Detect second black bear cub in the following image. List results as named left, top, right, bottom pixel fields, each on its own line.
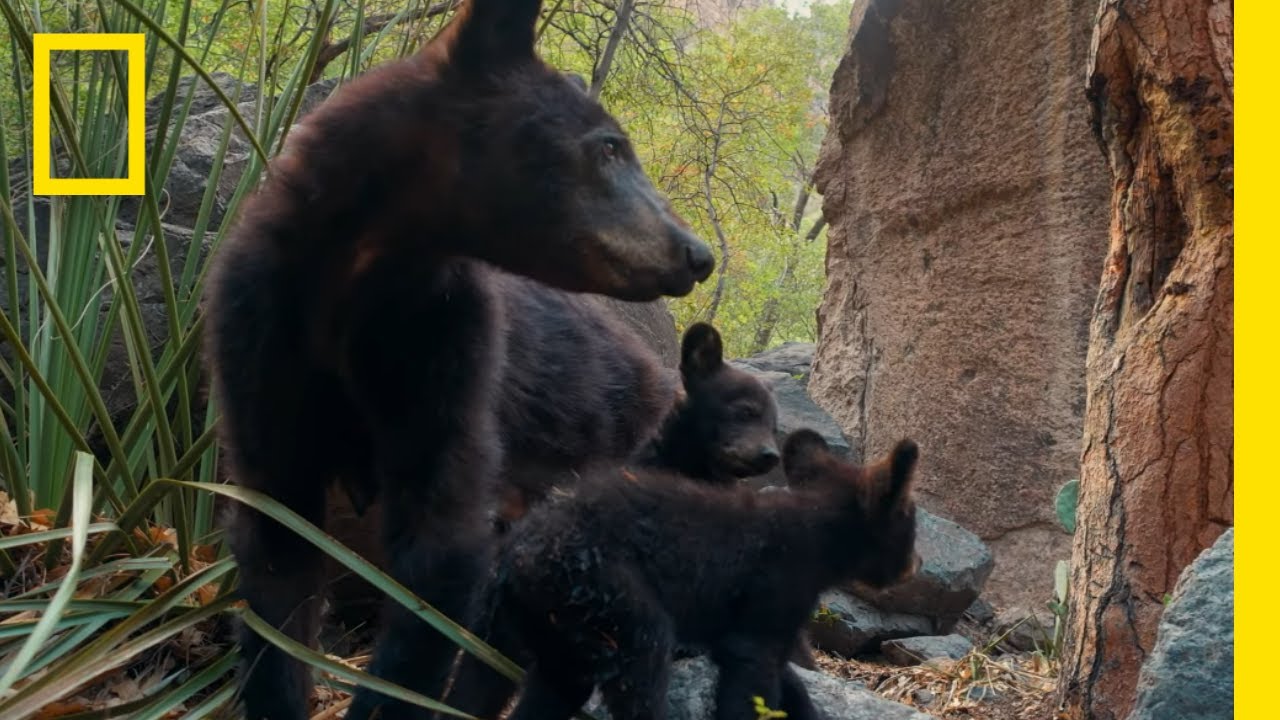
left=632, top=322, right=780, bottom=483
left=450, top=429, right=922, bottom=720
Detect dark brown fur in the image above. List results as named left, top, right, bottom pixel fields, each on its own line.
left=445, top=430, right=922, bottom=720
left=203, top=1, right=712, bottom=717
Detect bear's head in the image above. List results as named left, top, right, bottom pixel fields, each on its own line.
left=417, top=0, right=714, bottom=300
left=678, top=322, right=781, bottom=480
left=782, top=429, right=922, bottom=589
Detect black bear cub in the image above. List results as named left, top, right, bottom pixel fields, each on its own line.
left=447, top=429, right=922, bottom=720
left=633, top=322, right=780, bottom=483
left=491, top=321, right=778, bottom=534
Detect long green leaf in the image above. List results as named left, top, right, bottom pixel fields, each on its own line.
left=0, top=521, right=117, bottom=551
left=240, top=609, right=476, bottom=719
left=0, top=451, right=93, bottom=691
left=167, top=479, right=523, bottom=681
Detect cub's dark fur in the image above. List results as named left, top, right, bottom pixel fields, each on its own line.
left=446, top=430, right=922, bottom=720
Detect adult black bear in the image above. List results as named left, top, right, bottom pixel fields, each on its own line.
left=201, top=0, right=713, bottom=716
left=445, top=430, right=922, bottom=720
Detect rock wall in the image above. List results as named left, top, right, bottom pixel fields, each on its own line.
left=810, top=0, right=1109, bottom=606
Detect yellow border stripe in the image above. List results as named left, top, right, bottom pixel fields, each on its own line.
left=1237, top=2, right=1255, bottom=719
left=31, top=33, right=146, bottom=196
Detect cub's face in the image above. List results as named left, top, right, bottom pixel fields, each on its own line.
left=782, top=429, right=922, bottom=588
left=679, top=323, right=780, bottom=479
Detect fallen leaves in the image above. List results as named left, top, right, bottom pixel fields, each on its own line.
left=0, top=491, right=20, bottom=527
left=814, top=647, right=1060, bottom=720
left=0, top=490, right=58, bottom=535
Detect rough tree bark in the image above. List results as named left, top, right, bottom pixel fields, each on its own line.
left=1059, top=1, right=1233, bottom=718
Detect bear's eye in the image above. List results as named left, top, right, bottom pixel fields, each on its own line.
left=732, top=406, right=758, bottom=422
left=601, top=138, right=620, bottom=161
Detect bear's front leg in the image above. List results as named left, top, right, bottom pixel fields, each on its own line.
left=341, top=260, right=505, bottom=720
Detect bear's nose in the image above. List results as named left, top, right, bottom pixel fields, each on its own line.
left=684, top=238, right=715, bottom=281
left=757, top=445, right=780, bottom=467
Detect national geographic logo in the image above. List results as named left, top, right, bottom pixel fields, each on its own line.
left=31, top=33, right=146, bottom=196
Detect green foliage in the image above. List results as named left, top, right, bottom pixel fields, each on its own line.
left=753, top=694, right=789, bottom=719
left=812, top=603, right=840, bottom=626
left=1055, top=478, right=1079, bottom=533
left=1042, top=559, right=1070, bottom=661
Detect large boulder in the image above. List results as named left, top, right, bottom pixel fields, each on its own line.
left=1126, top=529, right=1233, bottom=720
left=809, top=0, right=1109, bottom=606
left=732, top=341, right=815, bottom=383
left=589, top=656, right=930, bottom=720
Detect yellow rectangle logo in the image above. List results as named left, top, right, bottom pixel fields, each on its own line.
left=32, top=33, right=147, bottom=196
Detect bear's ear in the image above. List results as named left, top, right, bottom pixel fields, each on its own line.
left=445, top=0, right=542, bottom=70
left=882, top=438, right=918, bottom=506
left=680, top=322, right=723, bottom=380
left=782, top=429, right=830, bottom=486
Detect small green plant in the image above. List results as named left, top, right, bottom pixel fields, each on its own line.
left=812, top=604, right=840, bottom=626
left=1037, top=479, right=1077, bottom=661
left=753, top=695, right=788, bottom=719
left=1044, top=558, right=1070, bottom=658
left=1055, top=479, right=1079, bottom=533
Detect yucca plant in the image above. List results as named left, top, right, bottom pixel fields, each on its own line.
left=0, top=1, right=520, bottom=716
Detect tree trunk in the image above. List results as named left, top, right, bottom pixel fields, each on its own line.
left=590, top=0, right=636, bottom=100
left=1058, top=1, right=1233, bottom=718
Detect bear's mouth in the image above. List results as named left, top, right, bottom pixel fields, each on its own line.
left=714, top=450, right=780, bottom=479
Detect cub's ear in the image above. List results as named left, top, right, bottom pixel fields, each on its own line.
left=680, top=322, right=724, bottom=380
left=446, top=0, right=542, bottom=69
left=884, top=438, right=919, bottom=503
left=782, top=429, right=830, bottom=487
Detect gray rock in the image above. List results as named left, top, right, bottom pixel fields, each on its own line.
left=851, top=509, right=995, bottom=631
left=807, top=590, right=932, bottom=656
left=732, top=342, right=815, bottom=383
left=966, top=685, right=1002, bottom=703
left=993, top=606, right=1052, bottom=653
left=963, top=597, right=996, bottom=625
left=1127, top=529, right=1233, bottom=720
left=589, top=656, right=930, bottom=720
left=882, top=634, right=973, bottom=666
left=126, top=75, right=340, bottom=229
